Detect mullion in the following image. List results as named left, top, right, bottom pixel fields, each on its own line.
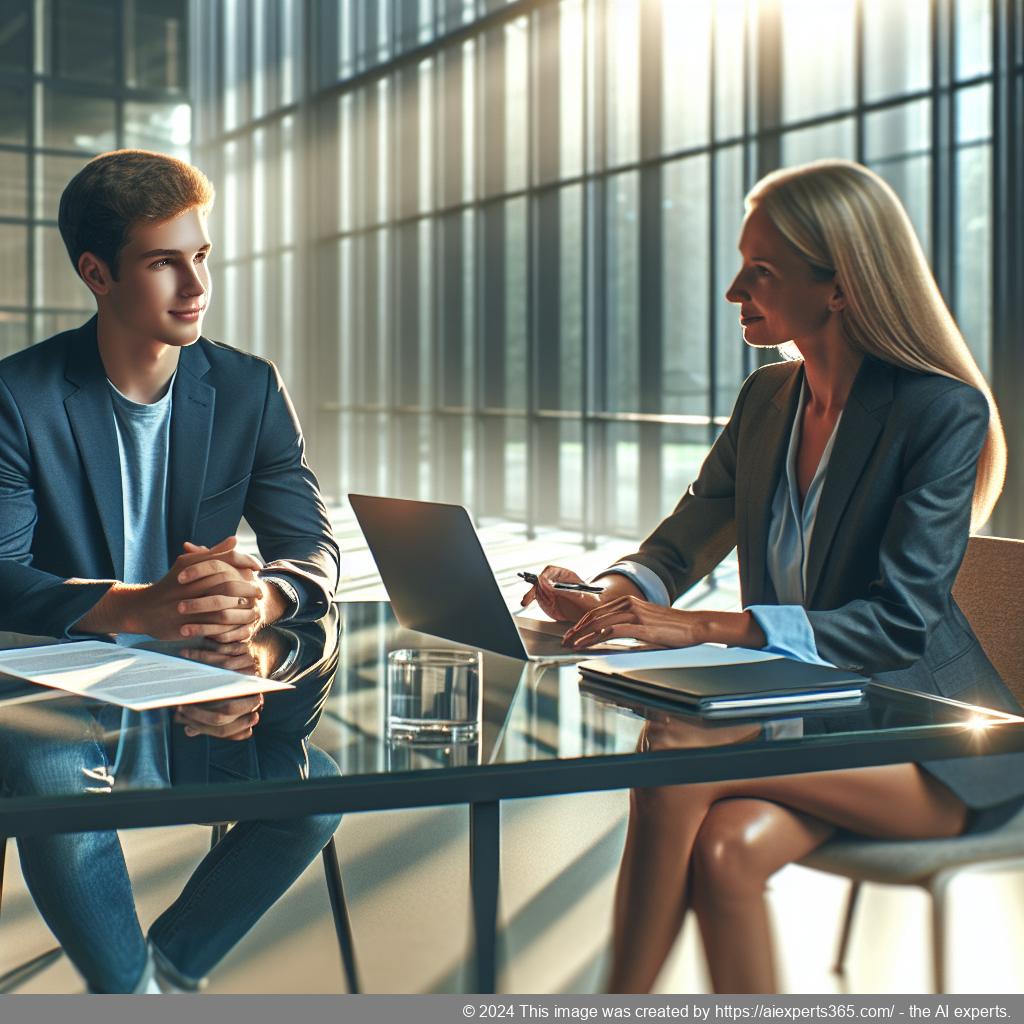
left=586, top=0, right=609, bottom=544
left=707, top=0, right=719, bottom=434
left=431, top=27, right=446, bottom=505
left=580, top=0, right=595, bottom=548
left=472, top=23, right=485, bottom=524
left=636, top=0, right=663, bottom=533
left=931, top=0, right=953, bottom=295
left=854, top=0, right=866, bottom=162
left=526, top=9, right=540, bottom=535
left=25, top=0, right=36, bottom=330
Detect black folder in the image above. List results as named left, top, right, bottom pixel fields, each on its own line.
left=577, top=656, right=868, bottom=717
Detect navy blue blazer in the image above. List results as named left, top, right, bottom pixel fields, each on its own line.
left=622, top=355, right=1024, bottom=810
left=0, top=317, right=340, bottom=637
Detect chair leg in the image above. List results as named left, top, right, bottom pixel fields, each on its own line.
left=207, top=826, right=359, bottom=992
left=321, top=837, right=361, bottom=993
left=832, top=880, right=861, bottom=974
left=930, top=873, right=953, bottom=994
left=0, top=836, right=64, bottom=992
left=0, top=947, right=65, bottom=993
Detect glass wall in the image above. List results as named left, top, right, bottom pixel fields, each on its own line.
left=192, top=0, right=1021, bottom=540
left=0, top=0, right=190, bottom=356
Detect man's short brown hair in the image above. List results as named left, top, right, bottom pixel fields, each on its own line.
left=58, top=149, right=214, bottom=280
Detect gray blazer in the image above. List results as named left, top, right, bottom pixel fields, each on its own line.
left=621, top=355, right=1024, bottom=810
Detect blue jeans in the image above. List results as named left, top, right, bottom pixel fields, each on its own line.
left=0, top=701, right=341, bottom=993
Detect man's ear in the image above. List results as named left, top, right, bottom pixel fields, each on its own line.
left=77, top=252, right=114, bottom=297
left=828, top=279, right=846, bottom=313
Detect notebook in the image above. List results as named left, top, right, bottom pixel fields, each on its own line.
left=577, top=647, right=867, bottom=717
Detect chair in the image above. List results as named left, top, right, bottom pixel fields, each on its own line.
left=798, top=535, right=1024, bottom=993
left=209, top=826, right=362, bottom=993
left=0, top=827, right=361, bottom=994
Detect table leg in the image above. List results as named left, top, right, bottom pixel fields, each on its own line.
left=469, top=800, right=500, bottom=993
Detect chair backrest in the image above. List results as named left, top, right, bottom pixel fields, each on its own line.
left=952, top=535, right=1024, bottom=703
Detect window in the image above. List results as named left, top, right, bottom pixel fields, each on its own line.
left=192, top=0, right=1021, bottom=538
left=0, top=0, right=189, bottom=358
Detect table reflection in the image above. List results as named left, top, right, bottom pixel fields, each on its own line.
left=0, top=607, right=342, bottom=794
left=0, top=611, right=345, bottom=994
left=316, top=603, right=1024, bottom=780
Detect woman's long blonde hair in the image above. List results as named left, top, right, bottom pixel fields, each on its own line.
left=747, top=159, right=1006, bottom=530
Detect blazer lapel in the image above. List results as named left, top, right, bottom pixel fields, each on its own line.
left=738, top=363, right=803, bottom=604
left=804, top=356, right=894, bottom=604
left=167, top=342, right=215, bottom=561
left=63, top=318, right=125, bottom=579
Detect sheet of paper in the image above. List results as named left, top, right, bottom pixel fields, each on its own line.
left=0, top=641, right=293, bottom=711
left=578, top=644, right=784, bottom=676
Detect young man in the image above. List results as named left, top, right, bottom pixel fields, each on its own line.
left=0, top=150, right=342, bottom=992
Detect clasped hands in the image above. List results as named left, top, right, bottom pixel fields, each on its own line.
left=141, top=535, right=277, bottom=743
left=72, top=536, right=286, bottom=742
left=172, top=628, right=294, bottom=743
left=125, top=535, right=271, bottom=644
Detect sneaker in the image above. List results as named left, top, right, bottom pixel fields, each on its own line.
left=148, top=939, right=207, bottom=994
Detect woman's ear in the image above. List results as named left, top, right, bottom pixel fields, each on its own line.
left=828, top=279, right=846, bottom=313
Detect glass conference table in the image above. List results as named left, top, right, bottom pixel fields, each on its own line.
left=2, top=600, right=1024, bottom=993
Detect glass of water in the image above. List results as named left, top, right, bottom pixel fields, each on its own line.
left=386, top=648, right=481, bottom=743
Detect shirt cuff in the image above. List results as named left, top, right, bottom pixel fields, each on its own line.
left=260, top=573, right=301, bottom=622
left=269, top=627, right=301, bottom=679
left=599, top=561, right=671, bottom=606
left=745, top=605, right=835, bottom=666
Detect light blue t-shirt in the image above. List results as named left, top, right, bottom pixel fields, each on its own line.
left=107, top=376, right=175, bottom=788
left=108, top=379, right=173, bottom=586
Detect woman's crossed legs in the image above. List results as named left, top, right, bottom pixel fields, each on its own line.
left=607, top=762, right=967, bottom=993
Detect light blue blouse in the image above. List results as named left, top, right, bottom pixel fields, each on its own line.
left=605, top=378, right=839, bottom=665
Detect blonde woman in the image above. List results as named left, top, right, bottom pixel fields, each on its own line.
left=521, top=160, right=1023, bottom=993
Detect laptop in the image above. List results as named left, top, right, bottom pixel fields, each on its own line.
left=348, top=494, right=629, bottom=662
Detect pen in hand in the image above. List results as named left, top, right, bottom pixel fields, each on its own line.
left=517, top=571, right=604, bottom=594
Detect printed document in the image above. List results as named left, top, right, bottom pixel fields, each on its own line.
left=0, top=641, right=292, bottom=711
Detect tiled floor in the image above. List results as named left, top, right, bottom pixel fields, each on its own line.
left=3, top=507, right=1022, bottom=994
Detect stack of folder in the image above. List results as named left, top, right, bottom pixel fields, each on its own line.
left=578, top=646, right=868, bottom=718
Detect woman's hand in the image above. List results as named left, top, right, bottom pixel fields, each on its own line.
left=563, top=595, right=709, bottom=649
left=564, top=601, right=766, bottom=651
left=520, top=565, right=602, bottom=624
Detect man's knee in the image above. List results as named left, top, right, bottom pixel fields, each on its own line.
left=303, top=744, right=342, bottom=848
left=4, top=740, right=111, bottom=797
left=308, top=811, right=342, bottom=851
